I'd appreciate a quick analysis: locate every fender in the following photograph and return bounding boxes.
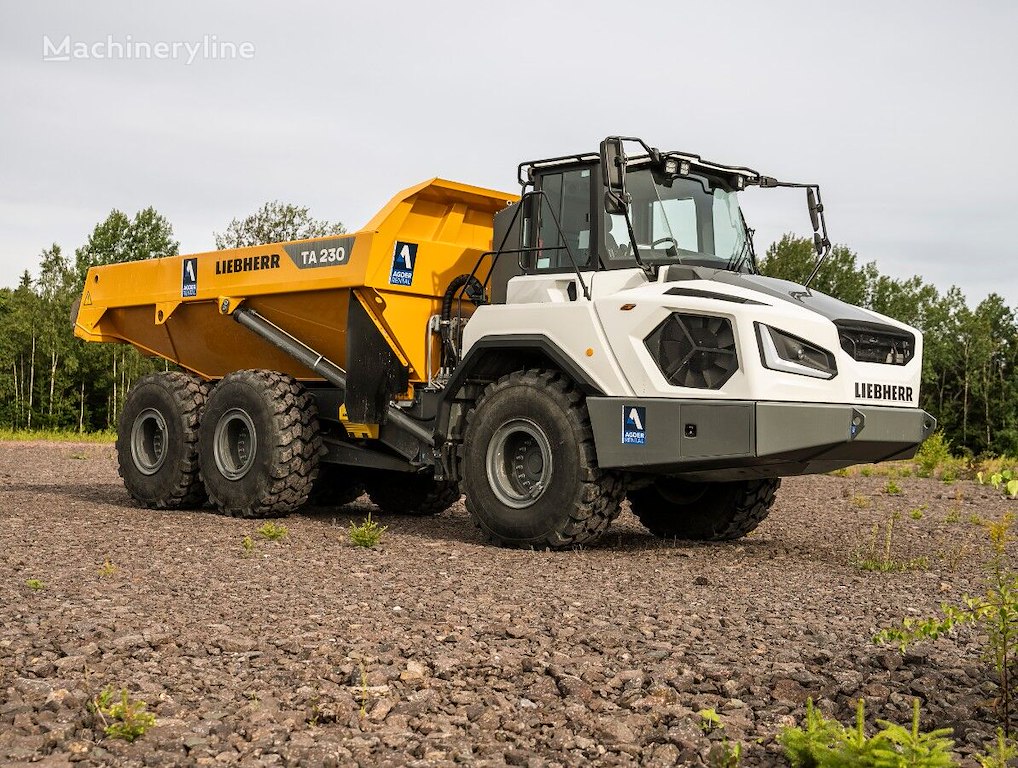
[435,334,604,445]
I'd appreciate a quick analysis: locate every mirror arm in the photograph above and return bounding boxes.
[755,176,832,287]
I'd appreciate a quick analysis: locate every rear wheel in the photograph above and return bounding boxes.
[199,370,321,518]
[460,369,624,549]
[365,470,459,516]
[117,372,209,509]
[627,477,780,541]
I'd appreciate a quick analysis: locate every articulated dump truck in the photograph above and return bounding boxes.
[73,136,935,548]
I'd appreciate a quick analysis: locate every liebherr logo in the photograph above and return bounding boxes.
[854,382,914,402]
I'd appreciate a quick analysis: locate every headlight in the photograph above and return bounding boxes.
[755,323,837,379]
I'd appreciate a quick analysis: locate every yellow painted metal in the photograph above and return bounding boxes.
[73,179,518,382]
[338,405,379,440]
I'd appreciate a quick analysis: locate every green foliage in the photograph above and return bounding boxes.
[780,698,846,767]
[976,729,1018,767]
[979,469,1018,499]
[856,512,926,572]
[915,432,952,478]
[97,559,117,578]
[91,687,156,742]
[349,514,387,548]
[696,708,742,767]
[255,521,288,541]
[214,201,344,249]
[875,514,1018,732]
[885,479,903,496]
[25,578,44,590]
[910,506,927,521]
[707,739,742,768]
[0,428,115,442]
[241,535,256,555]
[0,200,333,436]
[872,699,956,767]
[780,698,954,768]
[0,209,177,434]
[699,707,723,734]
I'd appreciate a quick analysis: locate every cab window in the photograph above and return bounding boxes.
[534,167,593,270]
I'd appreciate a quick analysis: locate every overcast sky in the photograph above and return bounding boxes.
[1,1,1015,306]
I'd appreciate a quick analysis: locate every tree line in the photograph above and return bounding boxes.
[0,203,342,434]
[0,212,1013,456]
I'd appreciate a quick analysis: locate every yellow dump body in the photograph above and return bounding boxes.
[74,179,517,385]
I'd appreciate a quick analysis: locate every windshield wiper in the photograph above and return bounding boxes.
[725,237,752,274]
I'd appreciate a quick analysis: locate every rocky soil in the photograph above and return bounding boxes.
[1,442,1015,767]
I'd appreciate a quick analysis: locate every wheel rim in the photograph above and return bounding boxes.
[486,418,553,509]
[213,408,257,480]
[130,408,168,475]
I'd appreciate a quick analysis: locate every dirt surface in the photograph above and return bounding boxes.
[1,442,1015,767]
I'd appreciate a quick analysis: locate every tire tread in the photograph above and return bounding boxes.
[202,369,321,519]
[460,369,624,549]
[116,371,209,509]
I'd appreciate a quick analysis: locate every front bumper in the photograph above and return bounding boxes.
[587,398,936,481]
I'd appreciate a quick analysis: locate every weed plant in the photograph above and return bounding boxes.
[256,521,288,541]
[349,514,387,548]
[875,514,1018,733]
[781,698,954,767]
[91,687,156,742]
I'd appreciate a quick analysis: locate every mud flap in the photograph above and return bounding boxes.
[344,298,409,424]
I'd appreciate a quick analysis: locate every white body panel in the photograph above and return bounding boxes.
[462,268,924,407]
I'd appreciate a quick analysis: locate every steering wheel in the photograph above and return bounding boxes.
[652,237,679,250]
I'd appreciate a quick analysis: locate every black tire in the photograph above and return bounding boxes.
[460,369,624,549]
[627,477,781,541]
[365,470,460,516]
[117,372,209,509]
[199,370,321,518]
[308,464,365,507]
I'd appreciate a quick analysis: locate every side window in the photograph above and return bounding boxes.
[536,168,591,270]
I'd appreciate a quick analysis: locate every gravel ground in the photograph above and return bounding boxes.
[1,441,1015,767]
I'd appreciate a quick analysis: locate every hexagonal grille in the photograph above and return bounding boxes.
[645,313,738,389]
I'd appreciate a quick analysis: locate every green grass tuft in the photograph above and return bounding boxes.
[0,428,116,443]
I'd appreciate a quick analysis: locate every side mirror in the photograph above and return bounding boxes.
[813,231,824,255]
[807,187,821,232]
[600,137,628,215]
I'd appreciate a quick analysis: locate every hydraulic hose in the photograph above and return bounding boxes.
[440,274,486,368]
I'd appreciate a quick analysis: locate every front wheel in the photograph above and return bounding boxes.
[627,477,780,541]
[199,370,321,518]
[460,370,624,549]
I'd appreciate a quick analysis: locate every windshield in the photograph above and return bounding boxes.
[604,168,753,272]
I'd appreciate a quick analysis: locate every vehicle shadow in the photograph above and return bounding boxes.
[298,497,778,554]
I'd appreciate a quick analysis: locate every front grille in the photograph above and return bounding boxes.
[835,320,914,366]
